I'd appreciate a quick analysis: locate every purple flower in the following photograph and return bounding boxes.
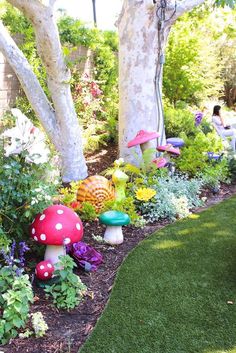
[0,241,29,275]
[1,241,15,267]
[18,241,30,268]
[195,112,203,126]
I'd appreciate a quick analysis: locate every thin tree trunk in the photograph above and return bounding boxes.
[4,0,88,182]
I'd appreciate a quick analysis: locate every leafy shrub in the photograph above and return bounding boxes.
[0,242,33,345]
[164,106,196,138]
[44,255,87,311]
[137,174,203,223]
[78,202,98,221]
[0,153,57,242]
[176,131,223,176]
[198,158,230,189]
[227,152,236,182]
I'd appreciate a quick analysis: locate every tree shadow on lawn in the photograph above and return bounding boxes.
[80,196,236,353]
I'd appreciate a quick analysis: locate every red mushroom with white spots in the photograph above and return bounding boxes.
[35,260,54,280]
[30,205,83,265]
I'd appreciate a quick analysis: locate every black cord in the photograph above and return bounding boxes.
[154,0,177,146]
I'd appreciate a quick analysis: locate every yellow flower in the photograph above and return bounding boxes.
[59,187,69,195]
[135,188,156,202]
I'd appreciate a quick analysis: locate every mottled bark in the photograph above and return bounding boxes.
[1,0,88,182]
[118,0,205,164]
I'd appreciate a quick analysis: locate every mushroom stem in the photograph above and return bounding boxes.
[140,140,156,153]
[104,226,124,245]
[44,245,66,265]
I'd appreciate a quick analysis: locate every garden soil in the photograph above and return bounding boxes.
[2,144,236,353]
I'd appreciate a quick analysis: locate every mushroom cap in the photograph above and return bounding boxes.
[127,130,160,148]
[35,260,54,280]
[99,210,130,226]
[166,137,185,148]
[30,205,83,246]
[156,144,181,156]
[152,157,168,168]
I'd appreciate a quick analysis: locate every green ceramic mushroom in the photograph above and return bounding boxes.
[99,210,130,245]
[112,169,129,202]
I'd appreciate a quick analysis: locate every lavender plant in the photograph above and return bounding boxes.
[0,241,33,345]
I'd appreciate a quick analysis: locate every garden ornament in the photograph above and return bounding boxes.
[67,241,103,272]
[152,157,168,168]
[77,175,115,213]
[35,260,54,280]
[156,144,181,156]
[127,130,160,153]
[30,205,83,265]
[156,145,180,176]
[112,169,129,201]
[99,210,130,245]
[166,137,185,148]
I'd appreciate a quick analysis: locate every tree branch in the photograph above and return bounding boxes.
[0,21,59,141]
[174,0,206,21]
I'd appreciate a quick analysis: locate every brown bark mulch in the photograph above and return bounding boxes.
[2,146,236,353]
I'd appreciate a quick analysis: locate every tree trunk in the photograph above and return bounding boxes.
[2,0,88,182]
[118,0,205,164]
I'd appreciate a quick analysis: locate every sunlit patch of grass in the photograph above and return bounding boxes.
[80,196,236,353]
[188,213,200,219]
[153,240,184,250]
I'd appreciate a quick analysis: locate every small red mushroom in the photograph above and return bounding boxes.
[30,205,83,265]
[35,260,54,280]
[127,130,160,153]
[157,144,181,156]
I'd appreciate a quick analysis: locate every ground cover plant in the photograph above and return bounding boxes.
[80,196,236,353]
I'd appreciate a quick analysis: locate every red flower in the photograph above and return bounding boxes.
[69,201,81,211]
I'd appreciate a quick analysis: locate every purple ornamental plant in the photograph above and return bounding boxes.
[195,112,204,127]
[67,241,103,271]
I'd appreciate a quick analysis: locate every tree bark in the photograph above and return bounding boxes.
[118,0,205,164]
[2,0,88,182]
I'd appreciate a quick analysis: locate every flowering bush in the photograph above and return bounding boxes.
[136,175,203,223]
[170,195,191,218]
[72,73,109,151]
[0,111,59,242]
[2,109,49,164]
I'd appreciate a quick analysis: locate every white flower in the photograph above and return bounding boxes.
[1,109,50,164]
[114,158,124,167]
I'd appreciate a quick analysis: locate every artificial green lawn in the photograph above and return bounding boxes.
[80,196,236,353]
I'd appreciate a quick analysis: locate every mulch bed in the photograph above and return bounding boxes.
[2,146,236,353]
